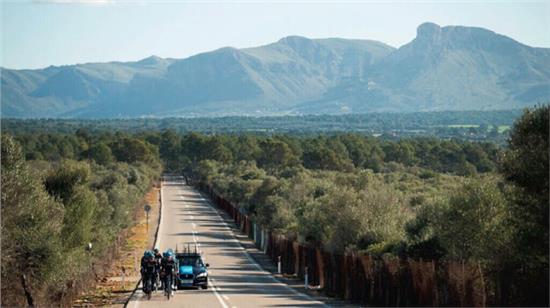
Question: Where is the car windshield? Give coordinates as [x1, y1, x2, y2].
[178, 256, 203, 267]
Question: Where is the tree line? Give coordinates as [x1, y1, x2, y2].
[2, 109, 519, 143]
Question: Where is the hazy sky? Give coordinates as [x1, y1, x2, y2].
[2, 1, 549, 69]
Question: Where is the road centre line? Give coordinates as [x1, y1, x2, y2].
[184, 192, 229, 308]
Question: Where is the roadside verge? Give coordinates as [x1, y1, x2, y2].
[73, 182, 162, 307]
[123, 178, 164, 307]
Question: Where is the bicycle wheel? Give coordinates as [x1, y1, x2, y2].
[164, 275, 172, 300]
[145, 278, 152, 300]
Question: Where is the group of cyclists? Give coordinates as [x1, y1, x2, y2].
[140, 247, 178, 298]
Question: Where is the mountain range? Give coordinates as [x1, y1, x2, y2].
[2, 22, 549, 118]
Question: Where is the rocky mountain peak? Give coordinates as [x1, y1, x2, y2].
[415, 22, 443, 45]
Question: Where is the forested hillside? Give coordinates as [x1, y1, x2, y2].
[1, 105, 547, 306]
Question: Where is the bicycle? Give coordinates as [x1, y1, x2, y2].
[143, 274, 154, 300]
[164, 273, 174, 300]
[154, 271, 161, 292]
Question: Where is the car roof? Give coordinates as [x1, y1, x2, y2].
[176, 252, 202, 257]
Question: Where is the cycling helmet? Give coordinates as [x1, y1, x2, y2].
[144, 250, 154, 258]
[166, 248, 176, 258]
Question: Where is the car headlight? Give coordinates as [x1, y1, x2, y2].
[196, 272, 207, 278]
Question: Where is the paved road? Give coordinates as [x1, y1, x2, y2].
[127, 176, 326, 308]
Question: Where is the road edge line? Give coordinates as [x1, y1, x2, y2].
[208, 277, 230, 308]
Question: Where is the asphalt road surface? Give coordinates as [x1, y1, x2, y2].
[127, 176, 327, 308]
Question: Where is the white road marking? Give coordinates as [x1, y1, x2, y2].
[192, 230, 200, 247]
[208, 277, 229, 308]
[222, 295, 230, 300]
[156, 185, 165, 249]
[192, 223, 197, 229]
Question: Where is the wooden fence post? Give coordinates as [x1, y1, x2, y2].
[478, 262, 486, 307]
[21, 274, 34, 307]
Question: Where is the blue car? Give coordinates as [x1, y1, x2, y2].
[175, 252, 209, 289]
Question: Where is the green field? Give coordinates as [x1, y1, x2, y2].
[498, 125, 511, 133]
[447, 124, 480, 128]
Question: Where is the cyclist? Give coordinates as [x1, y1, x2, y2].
[140, 250, 157, 297]
[153, 248, 163, 290]
[161, 249, 178, 296]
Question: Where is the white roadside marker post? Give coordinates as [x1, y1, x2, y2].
[304, 266, 309, 290]
[278, 256, 282, 274]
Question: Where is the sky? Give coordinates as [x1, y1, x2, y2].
[1, 0, 549, 69]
